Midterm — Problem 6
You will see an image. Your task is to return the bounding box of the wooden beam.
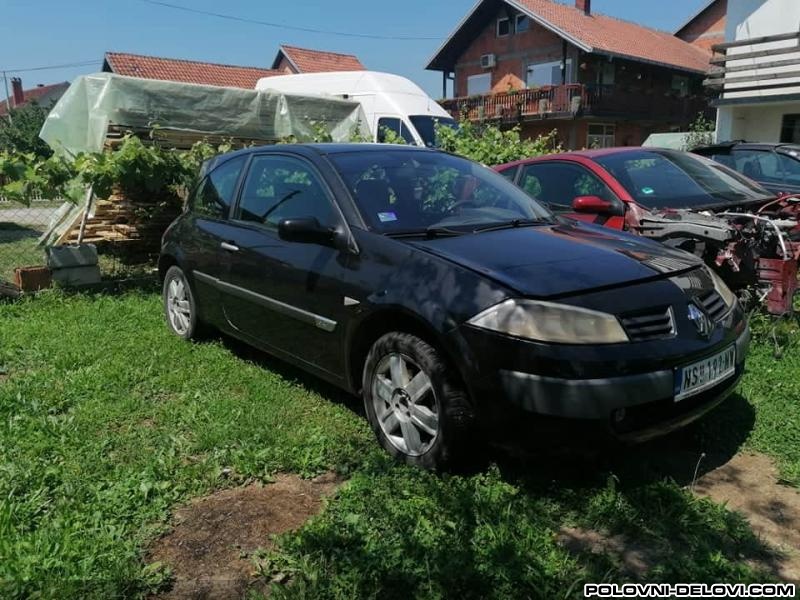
[708,57,800,76]
[710,45,800,65]
[704,69,800,87]
[712,31,800,53]
[708,80,800,94]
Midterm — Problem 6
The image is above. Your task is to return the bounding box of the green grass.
[0,290,796,598]
[0,223,46,282]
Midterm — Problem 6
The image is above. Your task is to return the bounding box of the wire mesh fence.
[0,194,156,289]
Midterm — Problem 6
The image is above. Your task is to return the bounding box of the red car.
[495,148,800,315]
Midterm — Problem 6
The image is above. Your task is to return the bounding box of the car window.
[329,150,552,233]
[377,117,416,144]
[708,153,736,169]
[519,162,620,212]
[192,155,246,220]
[594,150,773,210]
[236,155,336,229]
[498,166,518,182]
[778,153,800,183]
[732,150,783,183]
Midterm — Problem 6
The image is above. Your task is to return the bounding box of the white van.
[255,71,455,147]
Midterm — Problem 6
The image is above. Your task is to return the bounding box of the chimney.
[10,77,24,107]
[576,0,591,15]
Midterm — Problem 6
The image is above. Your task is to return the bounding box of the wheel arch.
[345,307,469,396]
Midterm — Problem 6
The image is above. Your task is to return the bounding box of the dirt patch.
[693,453,800,582]
[148,472,340,599]
[557,527,661,578]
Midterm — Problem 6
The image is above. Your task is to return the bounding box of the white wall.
[716,101,800,141]
[723,0,800,100]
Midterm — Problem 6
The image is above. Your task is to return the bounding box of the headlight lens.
[468,299,629,344]
[707,267,737,309]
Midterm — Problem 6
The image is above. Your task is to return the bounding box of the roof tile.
[278,45,366,73]
[104,52,281,88]
[515,0,711,72]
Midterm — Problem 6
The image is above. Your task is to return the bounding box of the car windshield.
[329,149,553,235]
[409,116,457,147]
[594,150,774,210]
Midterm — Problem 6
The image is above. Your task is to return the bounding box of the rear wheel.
[163,266,204,340]
[362,332,474,470]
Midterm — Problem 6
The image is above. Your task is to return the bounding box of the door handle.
[220,242,239,252]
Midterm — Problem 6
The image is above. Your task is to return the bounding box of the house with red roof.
[428,0,717,149]
[102,45,366,89]
[271,45,366,74]
[0,78,69,116]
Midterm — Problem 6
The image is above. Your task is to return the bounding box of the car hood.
[407,221,702,298]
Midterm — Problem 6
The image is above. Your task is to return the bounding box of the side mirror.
[278,217,349,250]
[572,195,615,214]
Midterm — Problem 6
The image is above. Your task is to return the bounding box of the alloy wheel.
[371,352,440,456]
[166,276,191,335]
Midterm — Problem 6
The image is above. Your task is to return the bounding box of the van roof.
[255,70,429,96]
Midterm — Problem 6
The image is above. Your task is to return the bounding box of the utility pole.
[2,71,12,124]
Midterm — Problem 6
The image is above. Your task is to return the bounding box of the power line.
[138,0,443,41]
[1,60,101,73]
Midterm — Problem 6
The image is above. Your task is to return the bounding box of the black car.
[159,144,750,469]
[693,141,800,196]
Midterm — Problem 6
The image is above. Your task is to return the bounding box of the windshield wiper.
[472,219,545,234]
[384,227,465,239]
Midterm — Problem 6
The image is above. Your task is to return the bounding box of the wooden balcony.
[440,84,711,124]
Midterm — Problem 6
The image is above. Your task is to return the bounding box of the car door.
[219,153,349,378]
[517,161,626,229]
[183,155,248,326]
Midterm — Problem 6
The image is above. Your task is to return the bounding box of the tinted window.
[732,150,782,183]
[594,150,773,210]
[377,117,416,144]
[409,116,457,148]
[519,162,621,212]
[329,150,552,234]
[192,155,246,219]
[236,155,336,228]
[779,152,800,182]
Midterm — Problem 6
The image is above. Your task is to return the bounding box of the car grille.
[696,290,728,322]
[619,307,675,342]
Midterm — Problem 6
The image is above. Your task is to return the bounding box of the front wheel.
[162,266,204,340]
[362,332,474,470]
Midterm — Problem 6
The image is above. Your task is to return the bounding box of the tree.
[0,101,53,158]
[684,112,716,151]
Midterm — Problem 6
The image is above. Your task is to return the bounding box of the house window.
[467,73,491,96]
[597,62,615,86]
[515,14,529,33]
[496,17,511,37]
[671,75,689,97]
[587,124,616,149]
[526,59,573,87]
[780,114,800,143]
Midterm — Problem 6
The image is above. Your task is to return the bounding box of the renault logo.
[688,303,712,338]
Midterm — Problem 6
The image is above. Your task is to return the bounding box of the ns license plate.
[675,346,736,402]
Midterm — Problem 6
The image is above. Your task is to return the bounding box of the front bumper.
[497,326,750,421]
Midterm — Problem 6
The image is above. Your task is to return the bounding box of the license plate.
[675,346,736,402]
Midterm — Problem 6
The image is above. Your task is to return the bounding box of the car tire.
[362,332,474,470]
[162,266,205,341]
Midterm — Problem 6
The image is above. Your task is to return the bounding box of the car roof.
[202,143,435,174]
[497,147,672,169]
[694,141,800,154]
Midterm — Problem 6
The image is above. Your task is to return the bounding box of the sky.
[0,0,711,98]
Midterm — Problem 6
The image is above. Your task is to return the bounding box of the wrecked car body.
[496,148,800,315]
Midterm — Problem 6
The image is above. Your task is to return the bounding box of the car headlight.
[707,267,737,309]
[468,299,629,344]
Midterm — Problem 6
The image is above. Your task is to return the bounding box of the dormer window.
[515,14,529,33]
[496,17,510,37]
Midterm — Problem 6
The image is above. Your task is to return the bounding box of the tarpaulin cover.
[40,73,368,156]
